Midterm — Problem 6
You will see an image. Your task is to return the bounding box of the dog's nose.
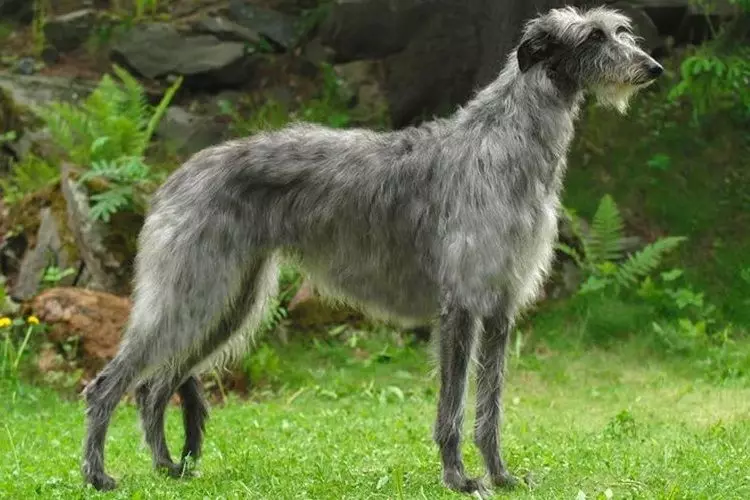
[647,63,664,78]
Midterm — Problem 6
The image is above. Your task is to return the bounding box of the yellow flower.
[0,317,11,328]
[27,316,40,325]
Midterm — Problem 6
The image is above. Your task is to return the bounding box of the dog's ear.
[517,32,559,72]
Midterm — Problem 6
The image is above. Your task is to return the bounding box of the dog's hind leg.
[177,375,208,465]
[82,337,154,490]
[135,368,185,477]
[135,371,209,478]
[433,302,485,495]
[134,256,279,477]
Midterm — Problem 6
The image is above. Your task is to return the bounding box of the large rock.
[623,0,735,45]
[12,208,72,301]
[0,0,32,23]
[60,165,130,295]
[111,23,257,89]
[31,287,130,375]
[228,0,300,50]
[44,9,97,53]
[381,1,482,126]
[320,0,432,62]
[381,0,572,126]
[156,106,229,157]
[608,2,665,55]
[191,15,261,44]
[0,73,95,117]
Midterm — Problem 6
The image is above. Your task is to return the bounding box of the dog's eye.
[616,26,632,36]
[589,28,606,41]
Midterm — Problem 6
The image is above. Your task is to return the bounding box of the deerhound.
[82,6,663,495]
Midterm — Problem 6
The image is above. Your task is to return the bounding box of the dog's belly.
[297,252,440,326]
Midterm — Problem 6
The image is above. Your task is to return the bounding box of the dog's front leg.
[475,307,518,489]
[433,302,486,495]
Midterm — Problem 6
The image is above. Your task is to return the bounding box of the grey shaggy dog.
[82,5,663,496]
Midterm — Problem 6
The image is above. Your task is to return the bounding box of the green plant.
[0,131,15,144]
[669,47,750,119]
[1,316,41,380]
[78,156,160,222]
[219,98,291,136]
[41,65,182,220]
[559,195,686,295]
[134,0,159,19]
[295,3,334,41]
[300,63,351,129]
[41,266,76,289]
[639,268,732,337]
[222,63,352,137]
[31,0,48,56]
[0,22,13,42]
[242,342,282,386]
[646,153,671,171]
[669,0,750,120]
[42,65,181,166]
[0,154,59,205]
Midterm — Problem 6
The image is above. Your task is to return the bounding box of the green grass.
[2,326,750,499]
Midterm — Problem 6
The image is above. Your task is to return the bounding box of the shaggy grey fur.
[82,6,662,496]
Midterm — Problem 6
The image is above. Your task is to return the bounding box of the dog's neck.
[452,54,584,184]
[457,55,584,127]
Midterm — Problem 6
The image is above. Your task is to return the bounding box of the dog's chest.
[504,193,560,309]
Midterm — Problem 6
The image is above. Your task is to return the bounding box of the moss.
[0,86,42,135]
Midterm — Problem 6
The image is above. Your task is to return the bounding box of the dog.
[82,6,662,496]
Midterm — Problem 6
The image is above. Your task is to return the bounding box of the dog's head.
[517,6,663,113]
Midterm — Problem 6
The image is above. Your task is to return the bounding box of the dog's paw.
[86,472,117,491]
[157,461,193,479]
[491,470,520,489]
[443,469,491,498]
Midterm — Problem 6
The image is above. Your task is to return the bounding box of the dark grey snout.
[646,62,663,79]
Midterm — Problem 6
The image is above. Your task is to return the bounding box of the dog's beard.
[592,83,641,114]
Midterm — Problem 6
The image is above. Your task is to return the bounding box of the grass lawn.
[2,326,750,500]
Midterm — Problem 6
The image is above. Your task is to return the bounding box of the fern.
[42,64,182,165]
[80,156,152,221]
[564,194,686,295]
[0,154,59,204]
[144,75,183,151]
[587,194,625,266]
[40,65,182,222]
[615,237,687,287]
[89,186,133,223]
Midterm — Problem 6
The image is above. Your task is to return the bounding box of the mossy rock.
[5,183,77,258]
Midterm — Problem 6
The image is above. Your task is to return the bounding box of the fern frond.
[112,64,151,130]
[89,185,133,222]
[587,194,625,265]
[0,154,59,204]
[556,242,584,268]
[143,75,183,153]
[615,236,687,287]
[40,102,91,162]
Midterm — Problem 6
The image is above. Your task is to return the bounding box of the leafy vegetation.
[31,0,48,56]
[39,65,181,221]
[0,154,59,205]
[133,0,160,20]
[669,0,750,119]
[221,63,353,136]
[560,195,685,295]
[1,316,41,380]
